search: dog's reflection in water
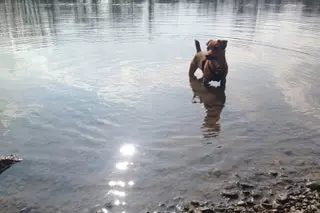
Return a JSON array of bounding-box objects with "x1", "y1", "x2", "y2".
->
[{"x1": 189, "y1": 76, "x2": 226, "y2": 138}]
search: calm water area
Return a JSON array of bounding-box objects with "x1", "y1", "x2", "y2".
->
[{"x1": 0, "y1": 0, "x2": 320, "y2": 212}]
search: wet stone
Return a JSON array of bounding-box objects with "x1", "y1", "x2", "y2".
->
[
  {"x1": 190, "y1": 200, "x2": 200, "y2": 207},
  {"x1": 221, "y1": 190, "x2": 239, "y2": 199},
  {"x1": 269, "y1": 170, "x2": 279, "y2": 177},
  {"x1": 237, "y1": 200, "x2": 246, "y2": 207},
  {"x1": 246, "y1": 197, "x2": 255, "y2": 207},
  {"x1": 277, "y1": 192, "x2": 289, "y2": 204},
  {"x1": 173, "y1": 196, "x2": 183, "y2": 201},
  {"x1": 104, "y1": 202, "x2": 113, "y2": 209},
  {"x1": 261, "y1": 202, "x2": 273, "y2": 209},
  {"x1": 198, "y1": 207, "x2": 214, "y2": 213},
  {"x1": 251, "y1": 190, "x2": 262, "y2": 199},
  {"x1": 237, "y1": 182, "x2": 255, "y2": 190},
  {"x1": 158, "y1": 203, "x2": 166, "y2": 207},
  {"x1": 242, "y1": 191, "x2": 250, "y2": 196}
]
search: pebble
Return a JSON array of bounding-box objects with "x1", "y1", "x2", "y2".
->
[
  {"x1": 237, "y1": 200, "x2": 246, "y2": 206},
  {"x1": 242, "y1": 191, "x2": 250, "y2": 196},
  {"x1": 221, "y1": 190, "x2": 239, "y2": 199},
  {"x1": 277, "y1": 192, "x2": 289, "y2": 204},
  {"x1": 237, "y1": 182, "x2": 255, "y2": 190},
  {"x1": 269, "y1": 170, "x2": 279, "y2": 177},
  {"x1": 196, "y1": 207, "x2": 214, "y2": 213},
  {"x1": 251, "y1": 190, "x2": 262, "y2": 199},
  {"x1": 190, "y1": 200, "x2": 200, "y2": 207}
]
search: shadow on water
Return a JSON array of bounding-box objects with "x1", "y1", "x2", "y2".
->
[
  {"x1": 147, "y1": 0, "x2": 154, "y2": 40},
  {"x1": 189, "y1": 76, "x2": 226, "y2": 138}
]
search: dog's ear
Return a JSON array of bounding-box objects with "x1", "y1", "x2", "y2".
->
[{"x1": 219, "y1": 40, "x2": 228, "y2": 50}]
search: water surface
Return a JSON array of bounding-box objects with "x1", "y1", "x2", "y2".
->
[{"x1": 1, "y1": 0, "x2": 320, "y2": 212}]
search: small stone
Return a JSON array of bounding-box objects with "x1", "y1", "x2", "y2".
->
[
  {"x1": 310, "y1": 205, "x2": 318, "y2": 211},
  {"x1": 233, "y1": 207, "x2": 244, "y2": 213},
  {"x1": 198, "y1": 207, "x2": 214, "y2": 213},
  {"x1": 246, "y1": 197, "x2": 255, "y2": 206},
  {"x1": 262, "y1": 198, "x2": 270, "y2": 204},
  {"x1": 253, "y1": 204, "x2": 261, "y2": 211},
  {"x1": 216, "y1": 145, "x2": 222, "y2": 148},
  {"x1": 237, "y1": 182, "x2": 255, "y2": 190},
  {"x1": 273, "y1": 201, "x2": 282, "y2": 210},
  {"x1": 221, "y1": 190, "x2": 239, "y2": 199},
  {"x1": 104, "y1": 202, "x2": 113, "y2": 209},
  {"x1": 183, "y1": 206, "x2": 190, "y2": 211},
  {"x1": 285, "y1": 185, "x2": 293, "y2": 190},
  {"x1": 242, "y1": 191, "x2": 250, "y2": 196},
  {"x1": 269, "y1": 170, "x2": 278, "y2": 177},
  {"x1": 213, "y1": 207, "x2": 226, "y2": 212},
  {"x1": 237, "y1": 200, "x2": 246, "y2": 206},
  {"x1": 268, "y1": 189, "x2": 275, "y2": 196},
  {"x1": 277, "y1": 192, "x2": 289, "y2": 204},
  {"x1": 173, "y1": 196, "x2": 183, "y2": 201},
  {"x1": 251, "y1": 190, "x2": 262, "y2": 199},
  {"x1": 261, "y1": 198, "x2": 273, "y2": 209},
  {"x1": 190, "y1": 200, "x2": 200, "y2": 207},
  {"x1": 159, "y1": 203, "x2": 166, "y2": 207},
  {"x1": 166, "y1": 204, "x2": 175, "y2": 210}
]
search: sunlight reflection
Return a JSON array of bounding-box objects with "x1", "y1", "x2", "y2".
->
[
  {"x1": 109, "y1": 190, "x2": 126, "y2": 197},
  {"x1": 106, "y1": 144, "x2": 137, "y2": 212},
  {"x1": 117, "y1": 181, "x2": 126, "y2": 187},
  {"x1": 115, "y1": 161, "x2": 129, "y2": 170},
  {"x1": 120, "y1": 144, "x2": 136, "y2": 157},
  {"x1": 108, "y1": 180, "x2": 128, "y2": 187},
  {"x1": 108, "y1": 181, "x2": 116, "y2": 186}
]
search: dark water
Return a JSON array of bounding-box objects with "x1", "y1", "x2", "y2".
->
[{"x1": 1, "y1": 0, "x2": 320, "y2": 212}]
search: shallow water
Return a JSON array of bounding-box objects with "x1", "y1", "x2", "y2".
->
[{"x1": 0, "y1": 0, "x2": 320, "y2": 212}]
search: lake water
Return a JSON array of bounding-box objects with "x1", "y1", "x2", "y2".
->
[{"x1": 1, "y1": 0, "x2": 320, "y2": 212}]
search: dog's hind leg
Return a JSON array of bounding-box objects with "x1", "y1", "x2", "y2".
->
[{"x1": 189, "y1": 61, "x2": 198, "y2": 77}]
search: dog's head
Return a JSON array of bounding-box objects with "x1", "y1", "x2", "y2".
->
[
  {"x1": 205, "y1": 39, "x2": 228, "y2": 70},
  {"x1": 205, "y1": 39, "x2": 228, "y2": 57}
]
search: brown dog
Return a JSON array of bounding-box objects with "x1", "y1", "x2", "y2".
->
[{"x1": 189, "y1": 39, "x2": 228, "y2": 87}]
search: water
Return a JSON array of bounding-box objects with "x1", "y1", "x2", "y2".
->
[{"x1": 0, "y1": 0, "x2": 320, "y2": 212}]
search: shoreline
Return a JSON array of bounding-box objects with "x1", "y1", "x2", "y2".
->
[
  {"x1": 1, "y1": 158, "x2": 319, "y2": 213},
  {"x1": 151, "y1": 171, "x2": 320, "y2": 213}
]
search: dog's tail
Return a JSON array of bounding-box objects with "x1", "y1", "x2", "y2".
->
[{"x1": 195, "y1": 39, "x2": 201, "y2": 52}]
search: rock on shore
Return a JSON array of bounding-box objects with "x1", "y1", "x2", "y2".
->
[{"x1": 0, "y1": 154, "x2": 22, "y2": 174}]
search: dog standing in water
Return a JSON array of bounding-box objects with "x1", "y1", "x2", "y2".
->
[{"x1": 188, "y1": 39, "x2": 228, "y2": 88}]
